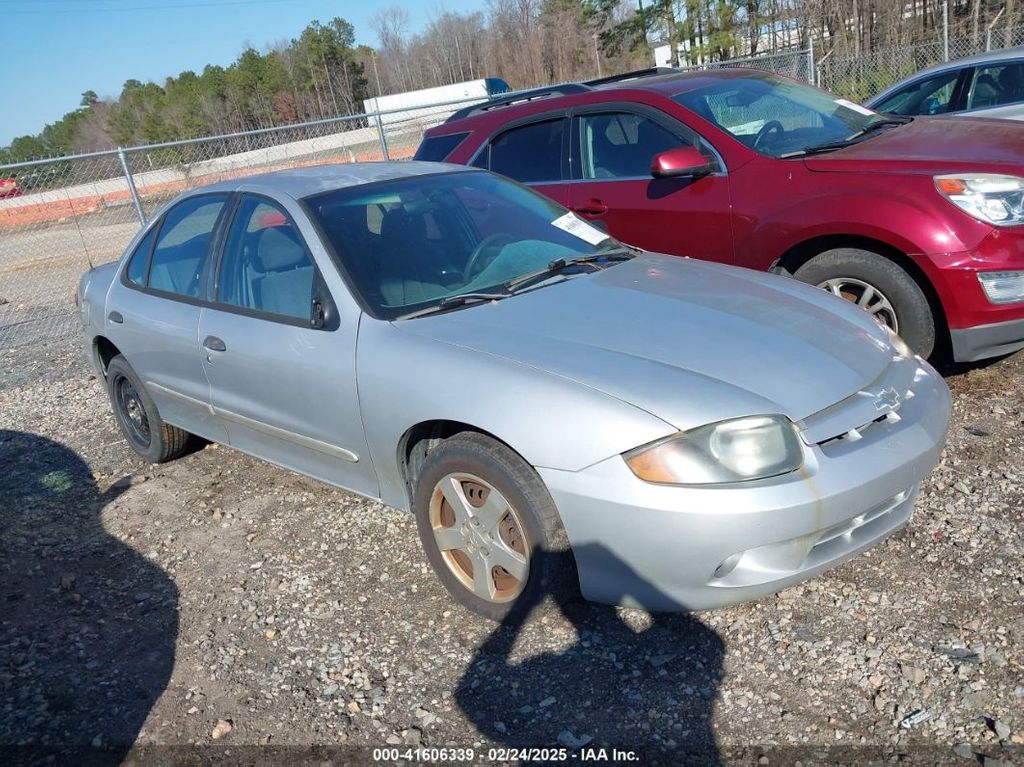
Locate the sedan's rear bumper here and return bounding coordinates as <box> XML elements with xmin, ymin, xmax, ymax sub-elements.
<box><xmin>538</xmin><ymin>363</ymin><xmax>951</xmax><ymax>612</ymax></box>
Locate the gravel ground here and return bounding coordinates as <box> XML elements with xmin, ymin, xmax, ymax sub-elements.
<box><xmin>1</xmin><ymin>339</ymin><xmax>1022</xmax><ymax>765</ymax></box>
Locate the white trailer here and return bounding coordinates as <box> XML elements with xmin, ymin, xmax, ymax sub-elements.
<box><xmin>363</xmin><ymin>78</ymin><xmax>510</xmax><ymax>128</ymax></box>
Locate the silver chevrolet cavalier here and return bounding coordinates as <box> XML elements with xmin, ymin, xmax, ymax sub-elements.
<box><xmin>78</xmin><ymin>163</ymin><xmax>951</xmax><ymax>619</ymax></box>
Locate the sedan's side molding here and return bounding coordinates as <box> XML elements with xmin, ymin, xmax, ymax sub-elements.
<box><xmin>147</xmin><ymin>381</ymin><xmax>360</xmax><ymax>463</ymax></box>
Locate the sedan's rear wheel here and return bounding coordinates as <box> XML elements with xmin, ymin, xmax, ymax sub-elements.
<box><xmin>794</xmin><ymin>248</ymin><xmax>936</xmax><ymax>358</ymax></box>
<box><xmin>106</xmin><ymin>355</ymin><xmax>191</xmax><ymax>463</ymax></box>
<box><xmin>413</xmin><ymin>432</ymin><xmax>574</xmax><ymax>620</ymax></box>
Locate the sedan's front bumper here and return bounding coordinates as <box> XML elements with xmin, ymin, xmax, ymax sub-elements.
<box><xmin>539</xmin><ymin>361</ymin><xmax>951</xmax><ymax>612</ymax></box>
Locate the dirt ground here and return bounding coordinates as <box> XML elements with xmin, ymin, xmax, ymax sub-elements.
<box><xmin>0</xmin><ymin>339</ymin><xmax>1022</xmax><ymax>765</ymax></box>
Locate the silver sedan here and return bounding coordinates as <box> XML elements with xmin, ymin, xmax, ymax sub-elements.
<box><xmin>78</xmin><ymin>163</ymin><xmax>951</xmax><ymax>619</ymax></box>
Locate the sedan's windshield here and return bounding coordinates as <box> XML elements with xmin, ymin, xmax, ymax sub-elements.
<box><xmin>674</xmin><ymin>72</ymin><xmax>894</xmax><ymax>158</ymax></box>
<box><xmin>305</xmin><ymin>171</ymin><xmax>629</xmax><ymax>319</ymax></box>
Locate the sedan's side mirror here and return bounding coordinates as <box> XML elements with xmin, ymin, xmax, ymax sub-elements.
<box><xmin>651</xmin><ymin>146</ymin><xmax>714</xmax><ymax>179</ymax></box>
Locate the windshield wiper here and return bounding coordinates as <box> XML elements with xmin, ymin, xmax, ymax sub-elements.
<box><xmin>393</xmin><ymin>291</ymin><xmax>510</xmax><ymax>320</ymax></box>
<box><xmin>504</xmin><ymin>249</ymin><xmax>636</xmax><ymax>293</ymax></box>
<box><xmin>781</xmin><ymin>116</ymin><xmax>912</xmax><ymax>158</ymax></box>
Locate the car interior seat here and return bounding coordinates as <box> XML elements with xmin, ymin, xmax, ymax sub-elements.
<box><xmin>971</xmin><ymin>73</ymin><xmax>1002</xmax><ymax>109</ymax></box>
<box><xmin>377</xmin><ymin>208</ymin><xmax>447</xmax><ymax>307</ymax></box>
<box><xmin>996</xmin><ymin>65</ymin><xmax>1024</xmax><ymax>105</ymax></box>
<box><xmin>252</xmin><ymin>226</ymin><xmax>314</xmax><ymax>319</ymax></box>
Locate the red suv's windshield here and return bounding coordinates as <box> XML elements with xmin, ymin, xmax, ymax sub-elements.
<box><xmin>674</xmin><ymin>73</ymin><xmax>890</xmax><ymax>158</ymax></box>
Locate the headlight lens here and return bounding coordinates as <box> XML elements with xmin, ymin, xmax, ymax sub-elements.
<box><xmin>978</xmin><ymin>270</ymin><xmax>1024</xmax><ymax>304</ymax></box>
<box><xmin>624</xmin><ymin>415</ymin><xmax>804</xmax><ymax>485</ymax></box>
<box><xmin>934</xmin><ymin>174</ymin><xmax>1024</xmax><ymax>226</ymax></box>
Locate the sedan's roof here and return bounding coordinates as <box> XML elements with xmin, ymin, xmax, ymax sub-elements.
<box><xmin>916</xmin><ymin>45</ymin><xmax>1024</xmax><ymax>74</ymax></box>
<box><xmin>196</xmin><ymin>161</ymin><xmax>466</xmax><ymax>199</ymax></box>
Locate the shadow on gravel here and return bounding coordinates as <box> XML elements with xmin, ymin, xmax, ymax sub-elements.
<box><xmin>456</xmin><ymin>545</ymin><xmax>723</xmax><ymax>762</ymax></box>
<box><xmin>0</xmin><ymin>430</ymin><xmax>177</xmax><ymax>763</ymax></box>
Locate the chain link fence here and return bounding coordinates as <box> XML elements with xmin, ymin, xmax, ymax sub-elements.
<box><xmin>0</xmin><ymin>95</ymin><xmax>485</xmax><ymax>349</ymax></box>
<box><xmin>817</xmin><ymin>24</ymin><xmax>1024</xmax><ymax>101</ymax></box>
<box><xmin>4</xmin><ymin>29</ymin><xmax>1024</xmax><ymax>352</ymax></box>
<box><xmin>673</xmin><ymin>47</ymin><xmax>816</xmax><ymax>85</ymax></box>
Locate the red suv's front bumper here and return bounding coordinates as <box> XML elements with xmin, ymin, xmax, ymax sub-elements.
<box><xmin>929</xmin><ymin>228</ymin><xmax>1024</xmax><ymax>361</ymax></box>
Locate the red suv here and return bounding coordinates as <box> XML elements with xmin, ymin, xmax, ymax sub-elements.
<box><xmin>416</xmin><ymin>68</ymin><xmax>1024</xmax><ymax>362</ymax></box>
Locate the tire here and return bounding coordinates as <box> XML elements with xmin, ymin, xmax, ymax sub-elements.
<box><xmin>106</xmin><ymin>355</ymin><xmax>191</xmax><ymax>463</ymax></box>
<box><xmin>412</xmin><ymin>431</ymin><xmax>575</xmax><ymax>621</ymax></box>
<box><xmin>793</xmin><ymin>248</ymin><xmax>936</xmax><ymax>358</ymax></box>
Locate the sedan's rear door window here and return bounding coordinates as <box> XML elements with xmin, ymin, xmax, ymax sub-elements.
<box><xmin>148</xmin><ymin>195</ymin><xmax>228</xmax><ymax>298</ymax></box>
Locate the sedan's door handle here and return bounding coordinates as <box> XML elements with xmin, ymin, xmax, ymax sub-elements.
<box><xmin>107</xmin><ymin>311</ymin><xmax>123</xmax><ymax>324</ymax></box>
<box><xmin>203</xmin><ymin>335</ymin><xmax>227</xmax><ymax>352</ymax></box>
<box><xmin>572</xmin><ymin>199</ymin><xmax>609</xmax><ymax>218</ymax></box>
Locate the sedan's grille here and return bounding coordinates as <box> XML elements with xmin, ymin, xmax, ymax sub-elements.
<box><xmin>798</xmin><ymin>357</ymin><xmax>921</xmax><ymax>448</ymax></box>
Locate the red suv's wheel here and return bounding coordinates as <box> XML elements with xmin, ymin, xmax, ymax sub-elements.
<box><xmin>794</xmin><ymin>248</ymin><xmax>936</xmax><ymax>359</ymax></box>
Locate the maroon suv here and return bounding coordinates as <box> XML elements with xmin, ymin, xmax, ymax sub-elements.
<box><xmin>416</xmin><ymin>68</ymin><xmax>1024</xmax><ymax>362</ymax></box>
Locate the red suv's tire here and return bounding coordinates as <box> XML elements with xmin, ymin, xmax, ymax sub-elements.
<box><xmin>794</xmin><ymin>248</ymin><xmax>936</xmax><ymax>359</ymax></box>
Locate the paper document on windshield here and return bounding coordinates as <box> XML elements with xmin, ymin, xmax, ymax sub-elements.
<box><xmin>551</xmin><ymin>212</ymin><xmax>610</xmax><ymax>246</ymax></box>
<box><xmin>834</xmin><ymin>98</ymin><xmax>875</xmax><ymax>116</ymax></box>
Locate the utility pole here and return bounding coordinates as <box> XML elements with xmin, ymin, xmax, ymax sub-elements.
<box><xmin>594</xmin><ymin>33</ymin><xmax>603</xmax><ymax>77</ymax></box>
<box><xmin>371</xmin><ymin>50</ymin><xmax>383</xmax><ymax>97</ymax></box>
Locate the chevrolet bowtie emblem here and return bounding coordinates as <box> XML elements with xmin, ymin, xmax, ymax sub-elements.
<box><xmin>874</xmin><ymin>387</ymin><xmax>901</xmax><ymax>412</ymax></box>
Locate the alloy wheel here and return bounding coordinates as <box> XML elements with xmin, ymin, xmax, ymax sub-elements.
<box><xmin>818</xmin><ymin>277</ymin><xmax>899</xmax><ymax>332</ymax></box>
<box><xmin>429</xmin><ymin>473</ymin><xmax>530</xmax><ymax>603</ymax></box>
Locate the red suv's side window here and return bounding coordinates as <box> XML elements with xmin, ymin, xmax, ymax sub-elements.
<box><xmin>484</xmin><ymin>119</ymin><xmax>565</xmax><ymax>183</ymax></box>
<box><xmin>579</xmin><ymin>112</ymin><xmax>688</xmax><ymax>179</ymax></box>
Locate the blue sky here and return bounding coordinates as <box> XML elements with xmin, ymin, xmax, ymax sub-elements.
<box><xmin>0</xmin><ymin>0</ymin><xmax>480</xmax><ymax>145</ymax></box>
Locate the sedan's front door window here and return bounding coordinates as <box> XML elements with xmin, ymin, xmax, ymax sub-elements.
<box><xmin>217</xmin><ymin>197</ymin><xmax>316</xmax><ymax>321</ymax></box>
<box><xmin>148</xmin><ymin>195</ymin><xmax>228</xmax><ymax>298</ymax></box>
<box><xmin>967</xmin><ymin>61</ymin><xmax>1024</xmax><ymax>110</ymax></box>
<box><xmin>579</xmin><ymin>112</ymin><xmax>687</xmax><ymax>179</ymax></box>
<box><xmin>487</xmin><ymin>119</ymin><xmax>565</xmax><ymax>183</ymax></box>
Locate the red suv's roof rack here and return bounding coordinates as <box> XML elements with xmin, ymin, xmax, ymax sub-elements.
<box><xmin>443</xmin><ymin>68</ymin><xmax>680</xmax><ymax>124</ymax></box>
<box><xmin>582</xmin><ymin>67</ymin><xmax>678</xmax><ymax>87</ymax></box>
<box><xmin>445</xmin><ymin>84</ymin><xmax>591</xmax><ymax>123</ymax></box>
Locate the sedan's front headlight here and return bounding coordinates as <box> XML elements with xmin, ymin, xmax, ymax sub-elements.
<box><xmin>624</xmin><ymin>415</ymin><xmax>804</xmax><ymax>485</ymax></box>
<box><xmin>934</xmin><ymin>174</ymin><xmax>1024</xmax><ymax>226</ymax></box>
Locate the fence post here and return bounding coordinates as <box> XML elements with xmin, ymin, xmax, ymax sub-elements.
<box><xmin>943</xmin><ymin>1</ymin><xmax>950</xmax><ymax>62</ymax></box>
<box><xmin>118</xmin><ymin>147</ymin><xmax>146</xmax><ymax>225</ymax></box>
<box><xmin>374</xmin><ymin>112</ymin><xmax>391</xmax><ymax>161</ymax></box>
<box><xmin>807</xmin><ymin>38</ymin><xmax>815</xmax><ymax>85</ymax></box>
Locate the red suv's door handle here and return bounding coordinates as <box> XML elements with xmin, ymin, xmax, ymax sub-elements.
<box><xmin>573</xmin><ymin>199</ymin><xmax>609</xmax><ymax>218</ymax></box>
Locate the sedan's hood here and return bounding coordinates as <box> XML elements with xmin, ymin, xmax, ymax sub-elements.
<box><xmin>397</xmin><ymin>255</ymin><xmax>895</xmax><ymax>430</ymax></box>
<box><xmin>804</xmin><ymin>116</ymin><xmax>1024</xmax><ymax>176</ymax></box>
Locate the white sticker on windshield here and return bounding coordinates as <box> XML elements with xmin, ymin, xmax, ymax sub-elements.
<box><xmin>834</xmin><ymin>98</ymin><xmax>876</xmax><ymax>116</ymax></box>
<box><xmin>551</xmin><ymin>212</ymin><xmax>610</xmax><ymax>246</ymax></box>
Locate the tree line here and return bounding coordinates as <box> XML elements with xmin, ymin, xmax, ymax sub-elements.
<box><xmin>1</xmin><ymin>1</ymin><xmax>1017</xmax><ymax>165</ymax></box>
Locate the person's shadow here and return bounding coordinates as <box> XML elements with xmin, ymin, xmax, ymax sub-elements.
<box><xmin>0</xmin><ymin>429</ymin><xmax>177</xmax><ymax>763</ymax></box>
<box><xmin>456</xmin><ymin>545</ymin><xmax>724</xmax><ymax>763</ymax></box>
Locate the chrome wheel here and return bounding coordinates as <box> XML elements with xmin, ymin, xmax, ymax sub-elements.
<box><xmin>818</xmin><ymin>277</ymin><xmax>898</xmax><ymax>332</ymax></box>
<box><xmin>429</xmin><ymin>473</ymin><xmax>530</xmax><ymax>603</ymax></box>
<box><xmin>115</xmin><ymin>376</ymin><xmax>151</xmax><ymax>448</ymax></box>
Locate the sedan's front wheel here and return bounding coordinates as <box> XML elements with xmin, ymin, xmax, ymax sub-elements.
<box><xmin>413</xmin><ymin>432</ymin><xmax>573</xmax><ymax>620</ymax></box>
